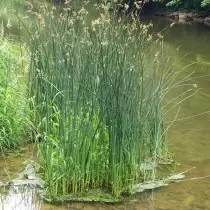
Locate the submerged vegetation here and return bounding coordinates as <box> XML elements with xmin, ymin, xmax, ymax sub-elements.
<box><xmin>23</xmin><ymin>2</ymin><xmax>173</xmax><ymax>201</ymax></box>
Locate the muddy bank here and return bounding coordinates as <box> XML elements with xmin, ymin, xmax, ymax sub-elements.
<box><xmin>153</xmin><ymin>10</ymin><xmax>210</xmax><ymax>26</ymax></box>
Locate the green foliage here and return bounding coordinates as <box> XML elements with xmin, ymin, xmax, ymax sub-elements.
<box><xmin>0</xmin><ymin>26</ymin><xmax>28</xmax><ymax>150</ymax></box>
<box><xmin>24</xmin><ymin>3</ymin><xmax>170</xmax><ymax>201</ymax></box>
<box><xmin>201</xmin><ymin>0</ymin><xmax>210</xmax><ymax>7</ymax></box>
<box><xmin>165</xmin><ymin>0</ymin><xmax>181</xmax><ymax>7</ymax></box>
<box><xmin>163</xmin><ymin>0</ymin><xmax>210</xmax><ymax>10</ymax></box>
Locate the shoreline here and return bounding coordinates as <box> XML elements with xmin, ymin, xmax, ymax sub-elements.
<box><xmin>153</xmin><ymin>10</ymin><xmax>210</xmax><ymax>27</ymax></box>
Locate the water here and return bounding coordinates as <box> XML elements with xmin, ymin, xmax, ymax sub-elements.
<box><xmin>1</xmin><ymin>12</ymin><xmax>210</xmax><ymax>210</ymax></box>
<box><xmin>0</xmin><ymin>186</ymin><xmax>41</xmax><ymax>210</ymax></box>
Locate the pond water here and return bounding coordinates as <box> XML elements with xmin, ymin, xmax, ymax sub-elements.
<box><xmin>1</xmin><ymin>9</ymin><xmax>210</xmax><ymax>210</ymax></box>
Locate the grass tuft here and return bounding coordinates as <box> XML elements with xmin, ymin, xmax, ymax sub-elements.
<box><xmin>25</xmin><ymin>2</ymin><xmax>170</xmax><ymax>200</ymax></box>
<box><xmin>0</xmin><ymin>26</ymin><xmax>29</xmax><ymax>151</ymax></box>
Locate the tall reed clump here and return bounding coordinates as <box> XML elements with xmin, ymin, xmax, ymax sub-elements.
<box><xmin>0</xmin><ymin>24</ymin><xmax>28</xmax><ymax>150</ymax></box>
<box><xmin>26</xmin><ymin>2</ymin><xmax>168</xmax><ymax>200</ymax></box>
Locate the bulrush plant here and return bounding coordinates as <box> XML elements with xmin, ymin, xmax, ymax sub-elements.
<box><xmin>26</xmin><ymin>2</ymin><xmax>170</xmax><ymax>201</ymax></box>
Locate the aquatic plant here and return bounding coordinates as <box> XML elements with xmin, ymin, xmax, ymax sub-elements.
<box><xmin>25</xmin><ymin>2</ymin><xmax>171</xmax><ymax>201</ymax></box>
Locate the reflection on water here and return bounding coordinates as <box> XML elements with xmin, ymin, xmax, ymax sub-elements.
<box><xmin>0</xmin><ymin>186</ymin><xmax>41</xmax><ymax>210</ymax></box>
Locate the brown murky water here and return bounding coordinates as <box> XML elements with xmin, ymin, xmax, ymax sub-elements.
<box><xmin>1</xmin><ymin>16</ymin><xmax>210</xmax><ymax>210</ymax></box>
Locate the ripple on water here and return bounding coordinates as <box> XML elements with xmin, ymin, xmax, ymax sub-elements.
<box><xmin>0</xmin><ymin>186</ymin><xmax>41</xmax><ymax>210</ymax></box>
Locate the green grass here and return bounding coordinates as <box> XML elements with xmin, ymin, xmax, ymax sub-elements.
<box><xmin>0</xmin><ymin>25</ymin><xmax>29</xmax><ymax>151</ymax></box>
<box><xmin>24</xmin><ymin>2</ymin><xmax>170</xmax><ymax>201</ymax></box>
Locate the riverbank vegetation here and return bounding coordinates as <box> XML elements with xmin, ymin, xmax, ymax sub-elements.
<box><xmin>101</xmin><ymin>0</ymin><xmax>210</xmax><ymax>13</ymax></box>
<box><xmin>162</xmin><ymin>0</ymin><xmax>210</xmax><ymax>10</ymax></box>
<box><xmin>0</xmin><ymin>25</ymin><xmax>29</xmax><ymax>151</ymax></box>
